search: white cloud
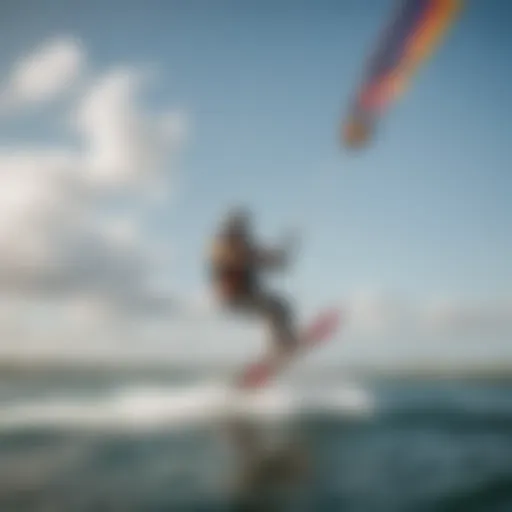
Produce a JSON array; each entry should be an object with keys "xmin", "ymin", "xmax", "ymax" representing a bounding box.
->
[
  {"xmin": 0, "ymin": 36, "xmax": 187, "ymax": 344},
  {"xmin": 65, "ymin": 293, "xmax": 115, "ymax": 329},
  {"xmin": 182, "ymin": 288, "xmax": 219, "ymax": 316},
  {"xmin": 96, "ymin": 214, "xmax": 141, "ymax": 250},
  {"xmin": 0, "ymin": 149, "xmax": 80, "ymax": 286},
  {"xmin": 422, "ymin": 298, "xmax": 512, "ymax": 336},
  {"xmin": 73, "ymin": 67, "xmax": 185, "ymax": 188},
  {"xmin": 0, "ymin": 36, "xmax": 85, "ymax": 110}
]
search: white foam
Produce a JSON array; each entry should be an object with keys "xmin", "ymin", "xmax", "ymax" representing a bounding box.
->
[{"xmin": 0, "ymin": 381, "xmax": 374, "ymax": 433}]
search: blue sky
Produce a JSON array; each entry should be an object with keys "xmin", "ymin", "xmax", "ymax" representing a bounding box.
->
[{"xmin": 0, "ymin": 0, "xmax": 510, "ymax": 364}]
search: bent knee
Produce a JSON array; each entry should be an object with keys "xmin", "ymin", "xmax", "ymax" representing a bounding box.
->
[{"xmin": 262, "ymin": 295, "xmax": 293, "ymax": 329}]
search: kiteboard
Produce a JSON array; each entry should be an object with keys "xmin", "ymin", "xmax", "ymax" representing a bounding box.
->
[{"xmin": 237, "ymin": 308, "xmax": 341, "ymax": 389}]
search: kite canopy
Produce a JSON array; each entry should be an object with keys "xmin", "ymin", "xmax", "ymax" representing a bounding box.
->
[{"xmin": 343, "ymin": 0, "xmax": 463, "ymax": 149}]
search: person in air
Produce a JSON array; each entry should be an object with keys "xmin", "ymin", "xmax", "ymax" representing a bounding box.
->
[{"xmin": 208, "ymin": 206, "xmax": 298, "ymax": 361}]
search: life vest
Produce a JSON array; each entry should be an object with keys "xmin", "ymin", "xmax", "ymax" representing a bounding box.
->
[{"xmin": 209, "ymin": 237, "xmax": 255, "ymax": 299}]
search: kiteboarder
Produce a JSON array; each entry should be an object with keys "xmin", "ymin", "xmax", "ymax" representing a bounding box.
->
[{"xmin": 208, "ymin": 206, "xmax": 299, "ymax": 361}]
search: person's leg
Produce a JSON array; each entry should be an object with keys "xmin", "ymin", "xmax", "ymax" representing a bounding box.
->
[
  {"xmin": 227, "ymin": 286, "xmax": 297, "ymax": 359},
  {"xmin": 252, "ymin": 291, "xmax": 297, "ymax": 359}
]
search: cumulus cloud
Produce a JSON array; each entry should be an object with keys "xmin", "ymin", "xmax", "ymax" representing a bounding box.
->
[
  {"xmin": 74, "ymin": 67, "xmax": 179, "ymax": 187},
  {"xmin": 0, "ymin": 36, "xmax": 187, "ymax": 338},
  {"xmin": 0, "ymin": 36, "xmax": 85, "ymax": 111},
  {"xmin": 0, "ymin": 149, "xmax": 79, "ymax": 288}
]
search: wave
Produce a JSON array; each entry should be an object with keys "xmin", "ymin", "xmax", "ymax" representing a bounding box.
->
[{"xmin": 0, "ymin": 381, "xmax": 374, "ymax": 433}]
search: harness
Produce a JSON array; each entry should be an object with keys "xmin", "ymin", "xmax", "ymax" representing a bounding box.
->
[{"xmin": 210, "ymin": 236, "xmax": 256, "ymax": 299}]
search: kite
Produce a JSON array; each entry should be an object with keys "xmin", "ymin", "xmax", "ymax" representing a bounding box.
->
[{"xmin": 343, "ymin": 0, "xmax": 463, "ymax": 149}]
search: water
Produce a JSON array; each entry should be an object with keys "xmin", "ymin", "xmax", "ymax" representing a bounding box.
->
[{"xmin": 0, "ymin": 368, "xmax": 511, "ymax": 511}]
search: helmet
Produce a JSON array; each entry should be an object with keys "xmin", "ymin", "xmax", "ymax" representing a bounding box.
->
[{"xmin": 221, "ymin": 206, "xmax": 251, "ymax": 236}]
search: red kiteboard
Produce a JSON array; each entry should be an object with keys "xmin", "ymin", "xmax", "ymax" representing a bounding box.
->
[{"xmin": 237, "ymin": 308, "xmax": 341, "ymax": 389}]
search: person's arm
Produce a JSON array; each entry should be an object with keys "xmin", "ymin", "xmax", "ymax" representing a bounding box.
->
[
  {"xmin": 255, "ymin": 246, "xmax": 287, "ymax": 269},
  {"xmin": 255, "ymin": 231, "xmax": 299, "ymax": 271}
]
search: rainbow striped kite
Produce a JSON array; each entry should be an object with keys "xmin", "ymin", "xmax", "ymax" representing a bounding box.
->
[{"xmin": 343, "ymin": 0, "xmax": 463, "ymax": 149}]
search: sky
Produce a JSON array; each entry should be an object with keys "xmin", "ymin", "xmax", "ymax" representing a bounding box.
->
[{"xmin": 0, "ymin": 0, "xmax": 510, "ymax": 368}]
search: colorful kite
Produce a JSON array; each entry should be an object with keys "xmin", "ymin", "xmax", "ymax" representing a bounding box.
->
[{"xmin": 343, "ymin": 0, "xmax": 463, "ymax": 149}]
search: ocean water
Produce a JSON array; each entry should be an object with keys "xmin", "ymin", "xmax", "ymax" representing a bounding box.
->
[{"xmin": 0, "ymin": 368, "xmax": 511, "ymax": 512}]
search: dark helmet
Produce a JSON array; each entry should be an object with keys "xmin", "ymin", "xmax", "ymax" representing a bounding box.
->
[{"xmin": 221, "ymin": 206, "xmax": 252, "ymax": 236}]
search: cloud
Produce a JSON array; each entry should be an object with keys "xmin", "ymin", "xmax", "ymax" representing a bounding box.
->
[
  {"xmin": 0, "ymin": 36, "xmax": 85, "ymax": 111},
  {"xmin": 73, "ymin": 67, "xmax": 187, "ymax": 188},
  {"xmin": 0, "ymin": 36, "xmax": 187, "ymax": 336},
  {"xmin": 0, "ymin": 149, "xmax": 79, "ymax": 288},
  {"xmin": 422, "ymin": 298, "xmax": 512, "ymax": 336},
  {"xmin": 342, "ymin": 289, "xmax": 512, "ymax": 341}
]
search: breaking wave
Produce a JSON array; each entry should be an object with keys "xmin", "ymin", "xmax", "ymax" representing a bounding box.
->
[{"xmin": 0, "ymin": 380, "xmax": 373, "ymax": 433}]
